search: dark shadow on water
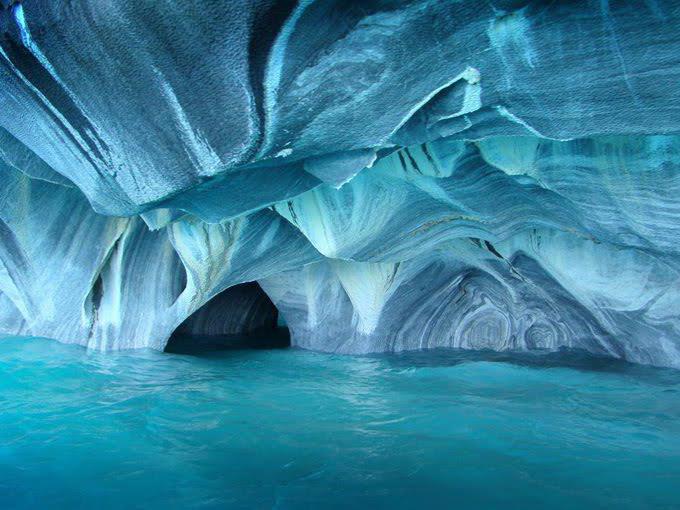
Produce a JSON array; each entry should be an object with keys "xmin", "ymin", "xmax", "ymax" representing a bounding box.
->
[
  {"xmin": 164, "ymin": 333, "xmax": 680, "ymax": 385},
  {"xmin": 370, "ymin": 347, "xmax": 680, "ymax": 384},
  {"xmin": 164, "ymin": 327, "xmax": 290, "ymax": 355},
  {"xmin": 6, "ymin": 334, "xmax": 679, "ymax": 386}
]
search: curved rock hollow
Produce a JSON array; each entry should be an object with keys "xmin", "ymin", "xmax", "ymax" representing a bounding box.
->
[
  {"xmin": 1, "ymin": 1, "xmax": 680, "ymax": 366},
  {"xmin": 166, "ymin": 282, "xmax": 289, "ymax": 353}
]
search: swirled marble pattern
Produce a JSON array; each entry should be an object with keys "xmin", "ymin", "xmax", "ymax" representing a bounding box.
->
[{"xmin": 1, "ymin": 1, "xmax": 680, "ymax": 366}]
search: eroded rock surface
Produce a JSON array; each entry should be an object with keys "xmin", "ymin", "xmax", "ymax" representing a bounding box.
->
[{"xmin": 2, "ymin": 1, "xmax": 680, "ymax": 366}]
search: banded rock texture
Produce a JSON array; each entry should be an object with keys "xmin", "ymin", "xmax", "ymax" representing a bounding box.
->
[{"xmin": 1, "ymin": 1, "xmax": 680, "ymax": 366}]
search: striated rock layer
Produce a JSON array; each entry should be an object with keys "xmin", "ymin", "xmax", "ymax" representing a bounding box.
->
[{"xmin": 1, "ymin": 1, "xmax": 680, "ymax": 366}]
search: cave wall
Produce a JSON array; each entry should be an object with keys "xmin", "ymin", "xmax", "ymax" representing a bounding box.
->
[{"xmin": 1, "ymin": 1, "xmax": 680, "ymax": 366}]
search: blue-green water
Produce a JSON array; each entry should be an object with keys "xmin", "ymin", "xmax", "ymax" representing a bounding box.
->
[{"xmin": 1, "ymin": 337, "xmax": 680, "ymax": 509}]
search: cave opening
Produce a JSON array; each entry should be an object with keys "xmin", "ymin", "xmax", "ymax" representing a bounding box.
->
[{"xmin": 164, "ymin": 282, "xmax": 290, "ymax": 354}]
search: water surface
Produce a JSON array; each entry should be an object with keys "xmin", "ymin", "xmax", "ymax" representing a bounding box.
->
[{"xmin": 1, "ymin": 336, "xmax": 679, "ymax": 509}]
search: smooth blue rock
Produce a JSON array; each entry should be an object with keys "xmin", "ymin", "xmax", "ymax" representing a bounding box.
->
[{"xmin": 1, "ymin": 1, "xmax": 680, "ymax": 367}]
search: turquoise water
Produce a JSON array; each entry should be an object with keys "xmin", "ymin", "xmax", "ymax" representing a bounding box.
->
[{"xmin": 1, "ymin": 337, "xmax": 679, "ymax": 509}]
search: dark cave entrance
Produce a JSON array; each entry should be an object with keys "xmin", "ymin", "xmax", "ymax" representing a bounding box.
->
[{"xmin": 164, "ymin": 282, "xmax": 290, "ymax": 354}]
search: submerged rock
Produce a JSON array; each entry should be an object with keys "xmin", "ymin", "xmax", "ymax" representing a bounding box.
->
[{"xmin": 1, "ymin": 1, "xmax": 680, "ymax": 366}]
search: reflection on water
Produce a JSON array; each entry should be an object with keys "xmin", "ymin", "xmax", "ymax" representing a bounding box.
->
[{"xmin": 1, "ymin": 336, "xmax": 679, "ymax": 509}]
